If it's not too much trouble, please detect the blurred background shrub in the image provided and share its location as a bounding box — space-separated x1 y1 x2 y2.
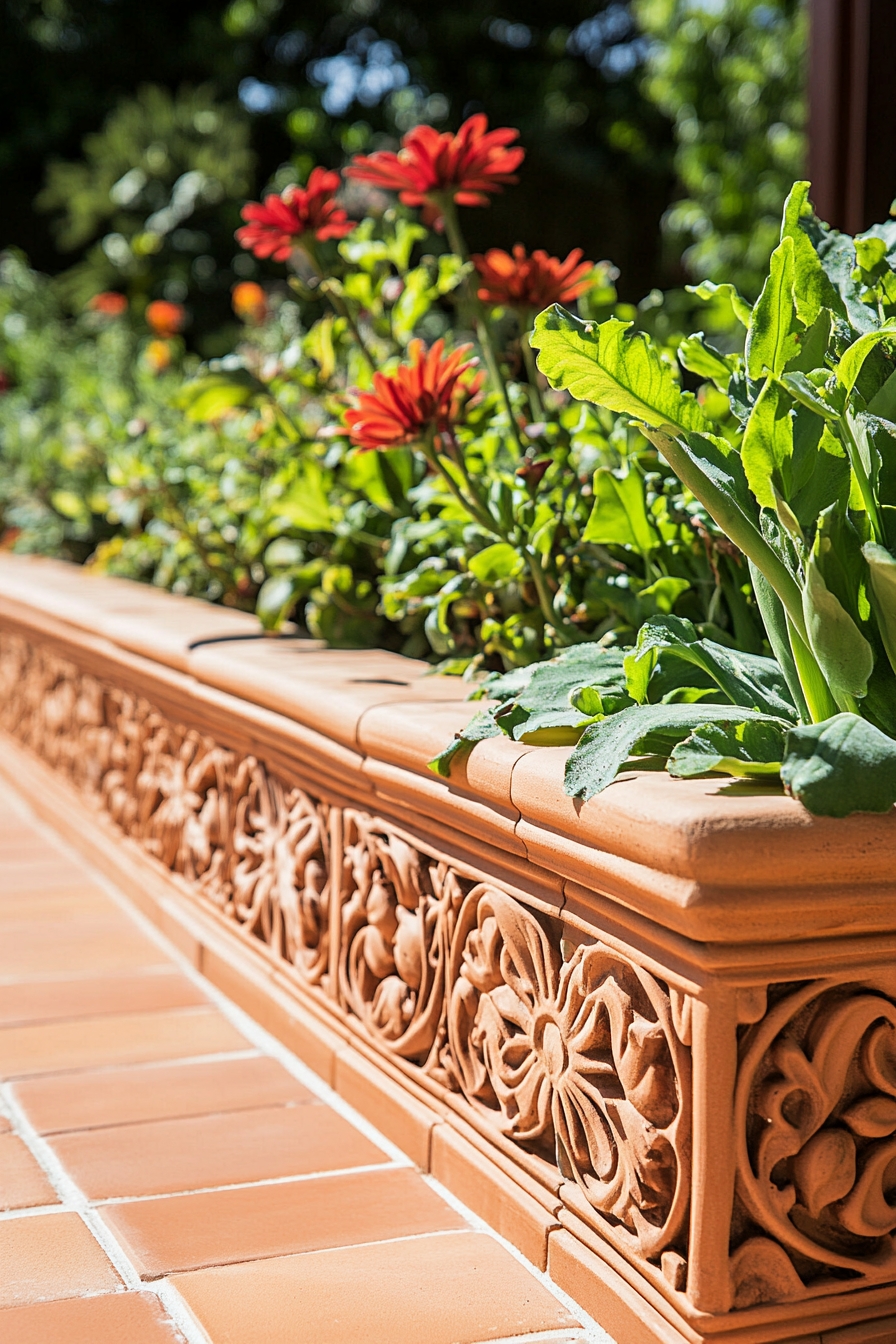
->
1 0 806 348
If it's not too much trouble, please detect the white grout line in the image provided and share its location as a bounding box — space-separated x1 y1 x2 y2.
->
1 779 615 1344
94 1160 403 1205
421 1173 618 1344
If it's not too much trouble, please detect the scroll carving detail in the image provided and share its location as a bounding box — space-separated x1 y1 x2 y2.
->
734 979 896 1304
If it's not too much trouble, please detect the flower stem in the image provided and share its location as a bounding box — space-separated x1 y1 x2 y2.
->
296 239 378 373
519 318 546 422
440 197 525 456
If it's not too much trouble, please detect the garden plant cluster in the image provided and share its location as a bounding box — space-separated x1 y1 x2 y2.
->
4 105 896 818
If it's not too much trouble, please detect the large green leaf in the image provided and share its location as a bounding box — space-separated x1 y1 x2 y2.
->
564 703 789 800
863 542 896 676
583 468 658 555
531 306 706 435
803 541 874 702
741 376 795 509
746 236 801 381
428 710 501 778
624 615 798 719
779 181 834 328
748 561 809 721
835 323 896 398
781 713 896 815
668 719 786 779
678 333 740 390
176 369 266 422
686 280 751 328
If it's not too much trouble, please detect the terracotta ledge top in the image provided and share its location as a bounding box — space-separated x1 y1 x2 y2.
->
2 553 896 948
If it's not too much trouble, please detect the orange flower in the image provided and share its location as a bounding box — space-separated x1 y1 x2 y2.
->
87 291 128 316
144 339 172 374
235 169 357 261
346 114 524 229
344 339 484 452
146 300 186 339
473 245 594 309
231 281 268 325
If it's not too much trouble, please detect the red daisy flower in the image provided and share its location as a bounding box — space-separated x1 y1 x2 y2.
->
345 114 524 229
473 245 595 309
344 339 484 452
88 291 128 316
235 169 357 261
145 300 186 339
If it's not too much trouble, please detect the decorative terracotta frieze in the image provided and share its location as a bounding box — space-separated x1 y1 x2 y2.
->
5 606 896 1343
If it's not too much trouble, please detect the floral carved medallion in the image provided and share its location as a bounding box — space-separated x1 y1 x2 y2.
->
446 887 691 1260
733 977 896 1307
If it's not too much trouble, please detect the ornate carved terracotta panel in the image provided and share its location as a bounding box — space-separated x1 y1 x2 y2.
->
5 625 896 1342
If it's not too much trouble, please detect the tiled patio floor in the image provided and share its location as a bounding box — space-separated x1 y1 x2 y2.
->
0 777 608 1344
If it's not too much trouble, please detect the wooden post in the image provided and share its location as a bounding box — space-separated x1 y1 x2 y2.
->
809 0 896 233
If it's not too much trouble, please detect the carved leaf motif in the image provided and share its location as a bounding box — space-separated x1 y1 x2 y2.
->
737 982 896 1289
842 1095 896 1139
791 1128 856 1219
730 1237 805 1310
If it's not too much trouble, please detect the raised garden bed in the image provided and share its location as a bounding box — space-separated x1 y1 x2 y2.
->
2 551 896 1344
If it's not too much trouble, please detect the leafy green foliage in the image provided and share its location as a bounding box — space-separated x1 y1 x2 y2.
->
441 183 896 818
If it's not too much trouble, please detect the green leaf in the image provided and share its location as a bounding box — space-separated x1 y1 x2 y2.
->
746 236 801 381
863 541 896 676
780 371 839 421
741 376 795 509
678 332 740 389
835 322 896 398
745 562 810 718
779 181 832 328
467 542 524 585
583 468 658 554
868 368 896 421
668 719 786 778
623 615 798 719
531 306 706 435
855 236 888 272
176 370 266 422
428 710 501 778
255 574 301 630
686 280 751 328
494 646 629 740
564 703 788 800
803 541 874 702
275 461 333 532
781 713 896 816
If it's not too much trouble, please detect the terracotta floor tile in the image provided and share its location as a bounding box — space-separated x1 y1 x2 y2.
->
17 1055 313 1134
0 916 168 980
0 889 114 923
0 1212 121 1307
0 1115 11 1133
171 1230 582 1344
102 1166 465 1277
1 862 93 894
0 1007 247 1079
0 1291 185 1343
0 1133 59 1210
0 969 207 1027
53 1102 387 1198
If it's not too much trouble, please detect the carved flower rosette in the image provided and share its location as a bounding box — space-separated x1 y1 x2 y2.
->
339 811 465 1071
445 887 691 1261
734 976 896 1304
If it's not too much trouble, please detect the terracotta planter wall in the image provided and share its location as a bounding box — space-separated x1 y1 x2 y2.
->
2 554 896 1344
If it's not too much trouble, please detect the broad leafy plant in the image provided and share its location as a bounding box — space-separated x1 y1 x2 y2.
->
436 184 896 816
